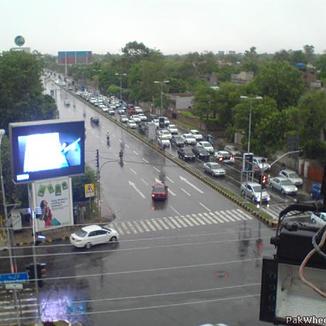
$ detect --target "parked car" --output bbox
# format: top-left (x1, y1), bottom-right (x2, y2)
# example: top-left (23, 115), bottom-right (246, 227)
top-left (127, 119), bottom-right (137, 129)
top-left (157, 137), bottom-right (170, 148)
top-left (203, 162), bottom-right (226, 177)
top-left (171, 135), bottom-right (185, 147)
top-left (182, 133), bottom-right (197, 145)
top-left (240, 182), bottom-right (270, 204)
top-left (269, 177), bottom-right (298, 195)
top-left (214, 150), bottom-right (235, 163)
top-left (167, 124), bottom-right (179, 135)
top-left (192, 145), bottom-right (210, 161)
top-left (253, 156), bottom-right (271, 172)
top-left (310, 211), bottom-right (326, 226)
top-left (151, 181), bottom-right (168, 201)
top-left (278, 169), bottom-right (303, 186)
top-left (197, 141), bottom-right (214, 154)
top-left (190, 129), bottom-right (203, 141)
top-left (224, 144), bottom-right (242, 157)
top-left (70, 225), bottom-right (119, 248)
top-left (177, 147), bottom-right (196, 162)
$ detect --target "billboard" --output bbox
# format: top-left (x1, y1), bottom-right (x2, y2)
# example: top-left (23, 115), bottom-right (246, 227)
top-left (10, 119), bottom-right (85, 184)
top-left (31, 177), bottom-right (73, 232)
top-left (58, 51), bottom-right (92, 65)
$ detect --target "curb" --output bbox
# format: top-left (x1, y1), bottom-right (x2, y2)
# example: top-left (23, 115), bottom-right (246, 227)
top-left (70, 91), bottom-right (278, 228)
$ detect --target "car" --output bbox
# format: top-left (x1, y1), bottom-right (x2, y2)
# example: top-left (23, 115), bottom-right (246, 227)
top-left (278, 169), bottom-right (303, 186)
top-left (70, 225), bottom-right (119, 248)
top-left (157, 136), bottom-right (170, 148)
top-left (158, 129), bottom-right (172, 140)
top-left (90, 117), bottom-right (99, 125)
top-left (108, 109), bottom-right (115, 115)
top-left (120, 115), bottom-right (128, 123)
top-left (224, 144), bottom-right (242, 157)
top-left (190, 129), bottom-right (203, 141)
top-left (214, 150), bottom-right (235, 163)
top-left (117, 108), bottom-right (126, 115)
top-left (197, 141), bottom-right (214, 154)
top-left (127, 119), bottom-right (137, 129)
top-left (253, 156), bottom-right (271, 172)
top-left (177, 147), bottom-right (196, 162)
top-left (138, 114), bottom-right (147, 121)
top-left (269, 176), bottom-right (298, 195)
top-left (134, 106), bottom-right (144, 114)
top-left (310, 212), bottom-right (326, 226)
top-left (158, 116), bottom-right (170, 127)
top-left (203, 162), bottom-right (226, 177)
top-left (192, 145), bottom-right (210, 161)
top-left (151, 181), bottom-right (168, 201)
top-left (240, 182), bottom-right (270, 204)
top-left (167, 124), bottom-right (179, 135)
top-left (171, 135), bottom-right (185, 147)
top-left (182, 133), bottom-right (197, 145)
top-left (130, 115), bottom-right (141, 123)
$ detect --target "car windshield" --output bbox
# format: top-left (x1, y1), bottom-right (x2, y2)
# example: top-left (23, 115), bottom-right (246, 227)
top-left (201, 142), bottom-right (210, 146)
top-left (280, 179), bottom-right (293, 185)
top-left (153, 184), bottom-right (165, 192)
top-left (288, 172), bottom-right (299, 178)
top-left (75, 229), bottom-right (87, 238)
top-left (209, 163), bottom-right (220, 169)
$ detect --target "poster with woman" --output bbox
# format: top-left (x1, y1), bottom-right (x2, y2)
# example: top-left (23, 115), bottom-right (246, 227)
top-left (32, 177), bottom-right (73, 232)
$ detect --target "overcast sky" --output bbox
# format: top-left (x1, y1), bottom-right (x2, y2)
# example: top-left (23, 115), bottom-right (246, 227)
top-left (2, 0), bottom-right (326, 55)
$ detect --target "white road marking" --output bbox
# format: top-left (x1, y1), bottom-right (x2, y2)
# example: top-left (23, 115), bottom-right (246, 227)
top-left (142, 158), bottom-right (149, 164)
top-left (170, 205), bottom-right (181, 215)
top-left (125, 144), bottom-right (130, 149)
top-left (139, 220), bottom-right (151, 232)
top-left (209, 212), bottom-right (224, 223)
top-left (186, 214), bottom-right (200, 226)
top-left (128, 181), bottom-right (146, 199)
top-left (120, 222), bottom-right (131, 234)
top-left (180, 216), bottom-right (194, 226)
top-left (198, 213), bottom-right (213, 224)
top-left (166, 216), bottom-right (182, 228)
top-left (168, 188), bottom-right (176, 196)
top-left (144, 220), bottom-right (156, 231)
top-left (127, 221), bottom-right (138, 234)
top-left (232, 210), bottom-right (249, 221)
top-left (129, 168), bottom-right (137, 175)
top-left (166, 176), bottom-right (175, 184)
top-left (153, 166), bottom-right (160, 172)
top-left (219, 210), bottom-right (236, 222)
top-left (162, 217), bottom-right (176, 229)
top-left (203, 213), bottom-right (219, 224)
top-left (131, 221), bottom-right (144, 233)
top-left (180, 188), bottom-right (191, 196)
top-left (199, 202), bottom-right (211, 212)
top-left (133, 150), bottom-right (139, 155)
top-left (173, 216), bottom-right (188, 227)
top-left (192, 213), bottom-right (206, 225)
top-left (141, 178), bottom-right (149, 186)
top-left (151, 219), bottom-right (163, 230)
top-left (214, 211), bottom-right (231, 223)
top-left (179, 176), bottom-right (204, 194)
top-left (236, 209), bottom-right (253, 220)
top-left (229, 211), bottom-right (242, 221)
top-left (155, 219), bottom-right (170, 230)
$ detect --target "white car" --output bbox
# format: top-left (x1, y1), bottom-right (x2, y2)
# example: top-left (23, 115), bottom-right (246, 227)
top-left (130, 115), bottom-right (141, 123)
top-left (127, 119), bottom-right (137, 129)
top-left (224, 144), bottom-right (242, 157)
top-left (279, 169), bottom-right (303, 186)
top-left (190, 129), bottom-right (203, 141)
top-left (182, 133), bottom-right (197, 145)
top-left (197, 141), bottom-right (214, 154)
top-left (158, 129), bottom-right (172, 140)
top-left (157, 137), bottom-right (170, 148)
top-left (168, 124), bottom-right (178, 135)
top-left (203, 162), bottom-right (226, 177)
top-left (310, 212), bottom-right (326, 226)
top-left (120, 115), bottom-right (128, 123)
top-left (214, 150), bottom-right (235, 163)
top-left (70, 225), bottom-right (119, 248)
top-left (269, 177), bottom-right (298, 195)
top-left (138, 114), bottom-right (147, 121)
top-left (253, 156), bottom-right (271, 172)
top-left (240, 182), bottom-right (270, 204)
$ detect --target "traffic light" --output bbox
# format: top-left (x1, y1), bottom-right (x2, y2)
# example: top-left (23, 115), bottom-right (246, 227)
top-left (26, 263), bottom-right (47, 288)
top-left (96, 149), bottom-right (99, 168)
top-left (259, 174), bottom-right (269, 188)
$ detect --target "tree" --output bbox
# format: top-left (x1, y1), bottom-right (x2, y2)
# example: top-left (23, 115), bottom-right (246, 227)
top-left (254, 61), bottom-right (304, 109)
top-left (303, 44), bottom-right (315, 63)
top-left (242, 46), bottom-right (259, 74)
top-left (315, 54), bottom-right (326, 80)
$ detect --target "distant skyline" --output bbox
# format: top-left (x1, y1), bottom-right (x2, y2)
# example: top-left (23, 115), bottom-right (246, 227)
top-left (2, 0), bottom-right (326, 55)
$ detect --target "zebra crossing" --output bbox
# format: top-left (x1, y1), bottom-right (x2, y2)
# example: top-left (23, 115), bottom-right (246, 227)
top-left (110, 208), bottom-right (253, 236)
top-left (0, 286), bottom-right (37, 325)
top-left (261, 203), bottom-right (312, 221)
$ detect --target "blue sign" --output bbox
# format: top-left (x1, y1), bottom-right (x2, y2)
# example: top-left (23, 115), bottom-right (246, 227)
top-left (0, 272), bottom-right (29, 283)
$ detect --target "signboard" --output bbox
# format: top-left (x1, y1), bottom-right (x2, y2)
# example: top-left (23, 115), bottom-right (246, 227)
top-left (32, 177), bottom-right (74, 232)
top-left (242, 153), bottom-right (253, 172)
top-left (14, 35), bottom-right (25, 47)
top-left (84, 183), bottom-right (95, 198)
top-left (0, 272), bottom-right (29, 284)
top-left (58, 51), bottom-right (92, 65)
top-left (5, 283), bottom-right (23, 290)
top-left (10, 119), bottom-right (85, 184)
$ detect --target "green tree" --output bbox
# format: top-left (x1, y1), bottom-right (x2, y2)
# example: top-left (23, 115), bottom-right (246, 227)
top-left (254, 61), bottom-right (304, 109)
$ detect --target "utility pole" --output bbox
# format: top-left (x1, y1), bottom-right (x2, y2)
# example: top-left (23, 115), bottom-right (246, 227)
top-left (115, 73), bottom-right (127, 103)
top-left (96, 149), bottom-right (101, 219)
top-left (154, 80), bottom-right (169, 116)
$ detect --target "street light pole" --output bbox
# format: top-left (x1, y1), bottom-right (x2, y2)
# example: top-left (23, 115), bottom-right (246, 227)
top-left (154, 80), bottom-right (169, 116)
top-left (115, 73), bottom-right (127, 102)
top-left (240, 95), bottom-right (263, 153)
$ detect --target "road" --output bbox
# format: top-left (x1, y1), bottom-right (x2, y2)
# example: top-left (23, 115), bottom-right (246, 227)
top-left (0, 81), bottom-right (277, 325)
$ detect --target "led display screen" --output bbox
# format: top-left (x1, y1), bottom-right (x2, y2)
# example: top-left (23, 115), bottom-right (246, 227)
top-left (10, 120), bottom-right (85, 184)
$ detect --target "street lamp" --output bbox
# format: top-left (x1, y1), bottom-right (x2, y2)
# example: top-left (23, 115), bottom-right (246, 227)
top-left (240, 95), bottom-right (263, 153)
top-left (115, 73), bottom-right (127, 102)
top-left (154, 80), bottom-right (169, 115)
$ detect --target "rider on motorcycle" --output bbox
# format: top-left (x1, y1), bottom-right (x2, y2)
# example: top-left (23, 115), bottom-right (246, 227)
top-left (106, 131), bottom-right (110, 144)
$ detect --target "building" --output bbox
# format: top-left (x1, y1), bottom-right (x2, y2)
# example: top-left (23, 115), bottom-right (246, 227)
top-left (231, 71), bottom-right (254, 84)
top-left (168, 93), bottom-right (194, 110)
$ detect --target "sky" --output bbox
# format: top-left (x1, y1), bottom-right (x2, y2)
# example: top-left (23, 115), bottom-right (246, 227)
top-left (2, 0), bottom-right (326, 55)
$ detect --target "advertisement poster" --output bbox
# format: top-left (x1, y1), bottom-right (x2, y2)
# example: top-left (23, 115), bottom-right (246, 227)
top-left (32, 177), bottom-right (73, 232)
